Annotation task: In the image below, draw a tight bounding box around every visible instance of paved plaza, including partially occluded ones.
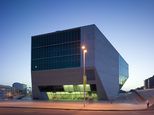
[0,101,150,111]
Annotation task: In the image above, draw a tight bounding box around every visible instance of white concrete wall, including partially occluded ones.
[80,25,120,100]
[94,25,119,100]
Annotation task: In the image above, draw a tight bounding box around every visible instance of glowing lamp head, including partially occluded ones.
[82,45,85,50]
[84,49,87,53]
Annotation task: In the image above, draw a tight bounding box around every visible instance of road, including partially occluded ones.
[0,108,153,115]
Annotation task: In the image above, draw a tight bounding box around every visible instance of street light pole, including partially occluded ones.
[82,45,87,107]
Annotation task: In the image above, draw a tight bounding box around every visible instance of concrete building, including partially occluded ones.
[12,82,27,94]
[31,24,129,100]
[144,75,154,89]
[0,85,13,99]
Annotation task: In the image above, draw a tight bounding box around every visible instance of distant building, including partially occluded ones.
[31,24,129,100]
[0,85,13,99]
[12,82,27,94]
[144,75,154,89]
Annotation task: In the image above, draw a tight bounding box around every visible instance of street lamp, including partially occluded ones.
[81,45,87,107]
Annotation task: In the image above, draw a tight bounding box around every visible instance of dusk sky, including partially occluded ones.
[0,0,154,91]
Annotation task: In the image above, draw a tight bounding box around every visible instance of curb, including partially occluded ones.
[0,106,152,111]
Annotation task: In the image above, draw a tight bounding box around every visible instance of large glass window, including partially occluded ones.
[119,55,129,89]
[39,84,98,100]
[31,28,81,71]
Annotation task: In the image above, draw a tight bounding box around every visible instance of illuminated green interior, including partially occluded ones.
[64,84,91,92]
[46,84,97,100]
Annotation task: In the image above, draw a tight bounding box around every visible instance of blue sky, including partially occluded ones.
[0,0,154,90]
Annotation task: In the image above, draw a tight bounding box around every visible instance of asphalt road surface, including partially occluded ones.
[0,108,154,115]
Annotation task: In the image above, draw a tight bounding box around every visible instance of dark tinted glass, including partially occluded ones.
[39,85,64,92]
[90,84,97,91]
[31,28,80,71]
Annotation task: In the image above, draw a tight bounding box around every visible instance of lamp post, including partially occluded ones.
[81,45,87,107]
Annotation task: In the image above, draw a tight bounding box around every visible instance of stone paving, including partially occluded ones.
[0,101,149,111]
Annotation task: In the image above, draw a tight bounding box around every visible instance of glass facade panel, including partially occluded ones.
[31,28,81,71]
[119,55,129,89]
[44,84,98,100]
[46,91,98,101]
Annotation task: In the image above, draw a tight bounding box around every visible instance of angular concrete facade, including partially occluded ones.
[31,24,128,100]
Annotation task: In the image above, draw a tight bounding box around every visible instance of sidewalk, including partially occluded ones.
[0,101,149,111]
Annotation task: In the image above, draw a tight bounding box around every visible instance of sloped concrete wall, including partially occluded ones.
[94,25,119,100]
